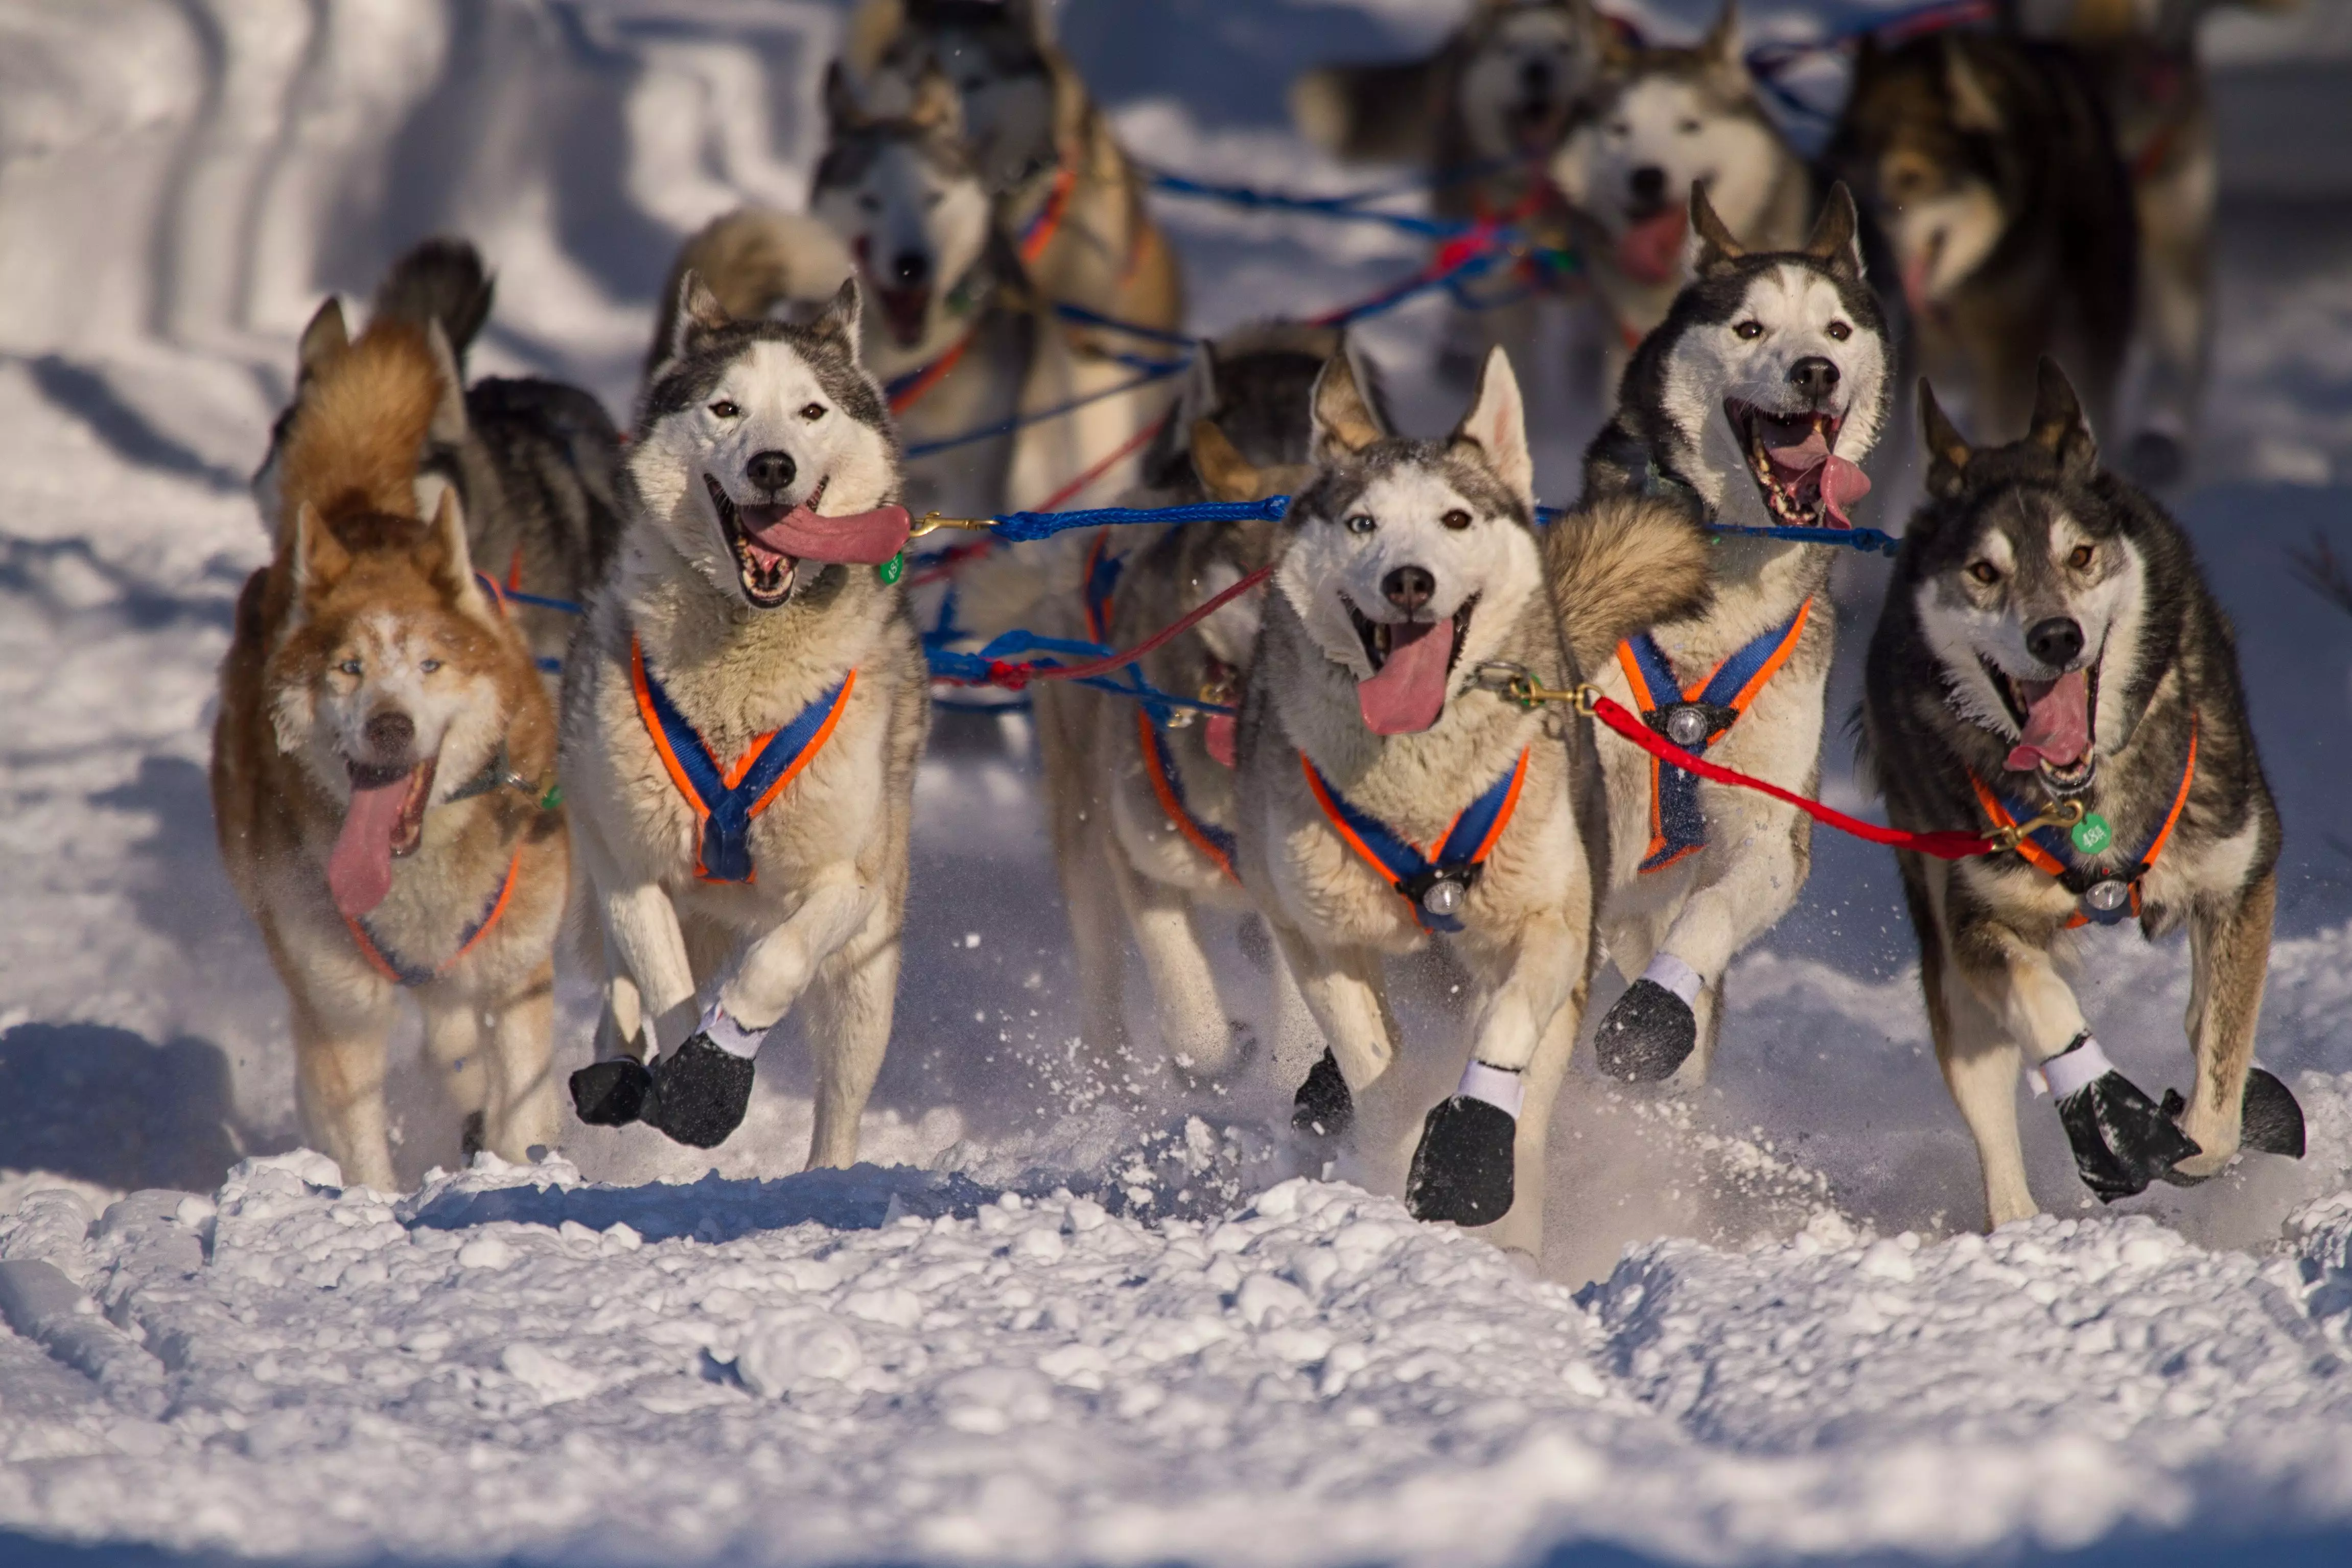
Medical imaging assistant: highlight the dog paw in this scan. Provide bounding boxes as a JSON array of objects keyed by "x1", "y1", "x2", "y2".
[
  {"x1": 2059, "y1": 1069, "x2": 2201, "y2": 1201},
  {"x1": 1291, "y1": 1048, "x2": 1354, "y2": 1139},
  {"x1": 569, "y1": 1059, "x2": 653, "y2": 1127},
  {"x1": 1593, "y1": 979, "x2": 1697, "y2": 1082},
  {"x1": 460, "y1": 1110, "x2": 486, "y2": 1161},
  {"x1": 2158, "y1": 1067, "x2": 2307, "y2": 1183},
  {"x1": 642, "y1": 1035, "x2": 756, "y2": 1149},
  {"x1": 1406, "y1": 1096, "x2": 1516, "y2": 1227}
]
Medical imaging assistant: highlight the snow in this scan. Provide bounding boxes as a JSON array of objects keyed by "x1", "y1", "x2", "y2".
[{"x1": 4, "y1": 1, "x2": 2352, "y2": 1563}]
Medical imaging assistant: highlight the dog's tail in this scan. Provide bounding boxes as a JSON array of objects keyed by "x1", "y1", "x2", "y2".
[
  {"x1": 1289, "y1": 56, "x2": 1446, "y2": 165},
  {"x1": 275, "y1": 322, "x2": 445, "y2": 537},
  {"x1": 1542, "y1": 496, "x2": 1714, "y2": 673},
  {"x1": 370, "y1": 239, "x2": 495, "y2": 371},
  {"x1": 646, "y1": 209, "x2": 855, "y2": 380}
]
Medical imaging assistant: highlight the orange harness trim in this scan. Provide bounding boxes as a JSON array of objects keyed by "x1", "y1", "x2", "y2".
[
  {"x1": 346, "y1": 845, "x2": 523, "y2": 988},
  {"x1": 886, "y1": 327, "x2": 976, "y2": 416},
  {"x1": 1969, "y1": 721, "x2": 2199, "y2": 929},
  {"x1": 1299, "y1": 747, "x2": 1530, "y2": 932},
  {"x1": 1137, "y1": 707, "x2": 1239, "y2": 884},
  {"x1": 1018, "y1": 163, "x2": 1079, "y2": 267}
]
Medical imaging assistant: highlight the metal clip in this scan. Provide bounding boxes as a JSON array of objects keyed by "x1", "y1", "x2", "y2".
[
  {"x1": 908, "y1": 512, "x2": 997, "y2": 541},
  {"x1": 1991, "y1": 798, "x2": 2086, "y2": 853}
]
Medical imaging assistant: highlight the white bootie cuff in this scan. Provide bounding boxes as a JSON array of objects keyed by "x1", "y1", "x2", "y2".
[
  {"x1": 1457, "y1": 1060, "x2": 1526, "y2": 1118},
  {"x1": 2029, "y1": 1035, "x2": 2114, "y2": 1099},
  {"x1": 698, "y1": 1002, "x2": 768, "y2": 1060},
  {"x1": 1642, "y1": 952, "x2": 1704, "y2": 1007}
]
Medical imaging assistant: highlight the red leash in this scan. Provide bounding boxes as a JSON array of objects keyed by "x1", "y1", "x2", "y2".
[{"x1": 946, "y1": 563, "x2": 1274, "y2": 693}]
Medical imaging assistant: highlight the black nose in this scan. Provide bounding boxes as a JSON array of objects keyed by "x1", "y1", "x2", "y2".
[
  {"x1": 2025, "y1": 617, "x2": 2084, "y2": 668},
  {"x1": 1382, "y1": 566, "x2": 1435, "y2": 614},
  {"x1": 364, "y1": 710, "x2": 413, "y2": 758},
  {"x1": 891, "y1": 251, "x2": 929, "y2": 288},
  {"x1": 1520, "y1": 57, "x2": 1552, "y2": 97},
  {"x1": 1787, "y1": 356, "x2": 1841, "y2": 401},
  {"x1": 1629, "y1": 165, "x2": 1666, "y2": 204},
  {"x1": 745, "y1": 450, "x2": 796, "y2": 494}
]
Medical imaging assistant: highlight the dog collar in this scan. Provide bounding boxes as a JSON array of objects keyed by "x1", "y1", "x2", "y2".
[
  {"x1": 1970, "y1": 719, "x2": 2198, "y2": 928},
  {"x1": 1300, "y1": 747, "x2": 1530, "y2": 933},
  {"x1": 344, "y1": 845, "x2": 522, "y2": 988}
]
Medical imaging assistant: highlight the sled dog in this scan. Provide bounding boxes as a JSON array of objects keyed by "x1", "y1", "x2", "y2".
[
  {"x1": 1862, "y1": 359, "x2": 2302, "y2": 1227},
  {"x1": 255, "y1": 240, "x2": 626, "y2": 667},
  {"x1": 1576, "y1": 184, "x2": 1891, "y2": 1086},
  {"x1": 1830, "y1": 28, "x2": 2136, "y2": 448},
  {"x1": 562, "y1": 277, "x2": 929, "y2": 1160},
  {"x1": 1551, "y1": 2, "x2": 1812, "y2": 389},
  {"x1": 214, "y1": 316, "x2": 568, "y2": 1189},
  {"x1": 1235, "y1": 346, "x2": 1707, "y2": 1256}
]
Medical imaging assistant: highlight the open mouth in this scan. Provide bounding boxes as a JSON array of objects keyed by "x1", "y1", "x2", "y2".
[
  {"x1": 1902, "y1": 228, "x2": 1946, "y2": 317},
  {"x1": 328, "y1": 753, "x2": 438, "y2": 920},
  {"x1": 1617, "y1": 202, "x2": 1688, "y2": 286},
  {"x1": 1343, "y1": 594, "x2": 1478, "y2": 736},
  {"x1": 1502, "y1": 98, "x2": 1566, "y2": 156},
  {"x1": 708, "y1": 474, "x2": 826, "y2": 608},
  {"x1": 1725, "y1": 400, "x2": 1871, "y2": 529},
  {"x1": 875, "y1": 285, "x2": 929, "y2": 348},
  {"x1": 1983, "y1": 653, "x2": 2102, "y2": 793}
]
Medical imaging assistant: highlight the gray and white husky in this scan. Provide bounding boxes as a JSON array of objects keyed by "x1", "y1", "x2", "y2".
[
  {"x1": 1235, "y1": 346, "x2": 1707, "y2": 1257},
  {"x1": 1576, "y1": 183, "x2": 1891, "y2": 1087},
  {"x1": 1862, "y1": 359, "x2": 2301, "y2": 1228},
  {"x1": 560, "y1": 277, "x2": 930, "y2": 1162}
]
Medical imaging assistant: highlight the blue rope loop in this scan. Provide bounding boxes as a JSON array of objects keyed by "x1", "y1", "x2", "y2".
[{"x1": 986, "y1": 495, "x2": 1290, "y2": 544}]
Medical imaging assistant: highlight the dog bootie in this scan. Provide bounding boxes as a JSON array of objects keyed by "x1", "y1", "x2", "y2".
[
  {"x1": 1406, "y1": 1096, "x2": 1516, "y2": 1226},
  {"x1": 1594, "y1": 979, "x2": 1697, "y2": 1082},
  {"x1": 570, "y1": 1058, "x2": 653, "y2": 1126},
  {"x1": 643, "y1": 1034, "x2": 756, "y2": 1149},
  {"x1": 1292, "y1": 1048, "x2": 1354, "y2": 1139},
  {"x1": 2045, "y1": 1037, "x2": 2200, "y2": 1201},
  {"x1": 2158, "y1": 1067, "x2": 2307, "y2": 1182}
]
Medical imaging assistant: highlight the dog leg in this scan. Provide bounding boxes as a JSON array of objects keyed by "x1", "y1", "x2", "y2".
[
  {"x1": 595, "y1": 928, "x2": 645, "y2": 1064},
  {"x1": 416, "y1": 988, "x2": 487, "y2": 1161},
  {"x1": 1906, "y1": 857, "x2": 2037, "y2": 1227},
  {"x1": 2170, "y1": 869, "x2": 2277, "y2": 1179},
  {"x1": 1473, "y1": 974, "x2": 1587, "y2": 1262},
  {"x1": 289, "y1": 984, "x2": 400, "y2": 1192},
  {"x1": 480, "y1": 961, "x2": 560, "y2": 1165},
  {"x1": 1106, "y1": 851, "x2": 1236, "y2": 1081},
  {"x1": 1269, "y1": 921, "x2": 1396, "y2": 1141},
  {"x1": 570, "y1": 826, "x2": 699, "y2": 1131},
  {"x1": 800, "y1": 898, "x2": 905, "y2": 1171},
  {"x1": 1038, "y1": 689, "x2": 1128, "y2": 1059}
]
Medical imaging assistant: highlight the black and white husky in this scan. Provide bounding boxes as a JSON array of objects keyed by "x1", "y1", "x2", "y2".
[
  {"x1": 1862, "y1": 359, "x2": 2302, "y2": 1227},
  {"x1": 1576, "y1": 183, "x2": 1891, "y2": 1087},
  {"x1": 561, "y1": 277, "x2": 930, "y2": 1161}
]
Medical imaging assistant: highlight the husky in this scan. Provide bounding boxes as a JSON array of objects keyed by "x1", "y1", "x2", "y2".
[
  {"x1": 1861, "y1": 359, "x2": 2302, "y2": 1226},
  {"x1": 1234, "y1": 346, "x2": 1709, "y2": 1256},
  {"x1": 1829, "y1": 27, "x2": 2136, "y2": 449},
  {"x1": 560, "y1": 276, "x2": 929, "y2": 1160},
  {"x1": 1291, "y1": 0, "x2": 1603, "y2": 384},
  {"x1": 1574, "y1": 183, "x2": 1891, "y2": 1087},
  {"x1": 213, "y1": 316, "x2": 568, "y2": 1191},
  {"x1": 255, "y1": 240, "x2": 626, "y2": 667},
  {"x1": 1550, "y1": 3, "x2": 1813, "y2": 390}
]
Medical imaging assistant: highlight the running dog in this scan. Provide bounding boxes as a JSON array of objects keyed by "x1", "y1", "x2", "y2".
[
  {"x1": 255, "y1": 240, "x2": 626, "y2": 667},
  {"x1": 1576, "y1": 184, "x2": 1891, "y2": 1087},
  {"x1": 1551, "y1": 3, "x2": 1813, "y2": 391},
  {"x1": 1830, "y1": 27, "x2": 2136, "y2": 447},
  {"x1": 562, "y1": 277, "x2": 929, "y2": 1160},
  {"x1": 214, "y1": 315, "x2": 567, "y2": 1190},
  {"x1": 1862, "y1": 359, "x2": 2303, "y2": 1227},
  {"x1": 1235, "y1": 346, "x2": 1709, "y2": 1256}
]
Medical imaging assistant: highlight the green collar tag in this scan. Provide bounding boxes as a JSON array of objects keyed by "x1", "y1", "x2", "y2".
[
  {"x1": 2070, "y1": 811, "x2": 2113, "y2": 856},
  {"x1": 877, "y1": 551, "x2": 905, "y2": 587}
]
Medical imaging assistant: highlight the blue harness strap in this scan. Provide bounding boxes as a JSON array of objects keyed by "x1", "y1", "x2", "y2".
[
  {"x1": 1301, "y1": 750, "x2": 1530, "y2": 933},
  {"x1": 1971, "y1": 721, "x2": 2199, "y2": 929},
  {"x1": 1618, "y1": 600, "x2": 1812, "y2": 874},
  {"x1": 346, "y1": 848, "x2": 521, "y2": 988},
  {"x1": 630, "y1": 638, "x2": 854, "y2": 885},
  {"x1": 1082, "y1": 528, "x2": 1125, "y2": 644}
]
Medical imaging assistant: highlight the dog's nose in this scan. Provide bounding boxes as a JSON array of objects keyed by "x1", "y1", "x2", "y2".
[
  {"x1": 744, "y1": 450, "x2": 797, "y2": 494},
  {"x1": 891, "y1": 251, "x2": 930, "y2": 289},
  {"x1": 1628, "y1": 165, "x2": 1666, "y2": 204},
  {"x1": 364, "y1": 710, "x2": 414, "y2": 759},
  {"x1": 1520, "y1": 57, "x2": 1552, "y2": 98},
  {"x1": 1787, "y1": 356, "x2": 1841, "y2": 401},
  {"x1": 1382, "y1": 566, "x2": 1435, "y2": 615},
  {"x1": 2025, "y1": 617, "x2": 2085, "y2": 668}
]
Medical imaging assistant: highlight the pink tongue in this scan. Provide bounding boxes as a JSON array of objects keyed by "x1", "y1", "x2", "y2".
[
  {"x1": 328, "y1": 776, "x2": 411, "y2": 920},
  {"x1": 1902, "y1": 247, "x2": 1934, "y2": 318},
  {"x1": 1764, "y1": 428, "x2": 1872, "y2": 527},
  {"x1": 2006, "y1": 668, "x2": 2091, "y2": 772},
  {"x1": 1618, "y1": 207, "x2": 1688, "y2": 285},
  {"x1": 739, "y1": 502, "x2": 912, "y2": 567},
  {"x1": 1358, "y1": 619, "x2": 1457, "y2": 736},
  {"x1": 1204, "y1": 713, "x2": 1237, "y2": 769}
]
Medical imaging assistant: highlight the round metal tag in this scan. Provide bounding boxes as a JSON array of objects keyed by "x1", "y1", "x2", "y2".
[
  {"x1": 1665, "y1": 707, "x2": 1710, "y2": 748},
  {"x1": 1420, "y1": 879, "x2": 1465, "y2": 920},
  {"x1": 2084, "y1": 879, "x2": 2130, "y2": 914}
]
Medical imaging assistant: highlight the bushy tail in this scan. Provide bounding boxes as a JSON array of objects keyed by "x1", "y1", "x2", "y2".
[
  {"x1": 646, "y1": 209, "x2": 854, "y2": 379},
  {"x1": 371, "y1": 238, "x2": 494, "y2": 368},
  {"x1": 1542, "y1": 496, "x2": 1714, "y2": 673},
  {"x1": 275, "y1": 322, "x2": 444, "y2": 534}
]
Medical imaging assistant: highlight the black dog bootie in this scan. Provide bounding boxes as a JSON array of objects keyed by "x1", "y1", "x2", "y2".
[
  {"x1": 1406, "y1": 1096, "x2": 1517, "y2": 1226},
  {"x1": 1594, "y1": 979, "x2": 1698, "y2": 1082},
  {"x1": 1291, "y1": 1048, "x2": 1354, "y2": 1139}
]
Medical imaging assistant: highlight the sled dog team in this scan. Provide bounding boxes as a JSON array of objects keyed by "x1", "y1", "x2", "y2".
[{"x1": 212, "y1": 0, "x2": 2301, "y2": 1254}]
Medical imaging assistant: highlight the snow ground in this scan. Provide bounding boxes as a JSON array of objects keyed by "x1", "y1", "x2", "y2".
[{"x1": 4, "y1": 1, "x2": 2352, "y2": 1563}]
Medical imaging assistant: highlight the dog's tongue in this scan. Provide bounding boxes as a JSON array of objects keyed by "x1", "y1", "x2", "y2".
[
  {"x1": 1358, "y1": 619, "x2": 1456, "y2": 735},
  {"x1": 328, "y1": 774, "x2": 412, "y2": 920},
  {"x1": 2006, "y1": 668, "x2": 2091, "y2": 772},
  {"x1": 737, "y1": 501, "x2": 913, "y2": 567},
  {"x1": 1203, "y1": 712, "x2": 1238, "y2": 768},
  {"x1": 1763, "y1": 424, "x2": 1872, "y2": 527},
  {"x1": 1618, "y1": 207, "x2": 1688, "y2": 285}
]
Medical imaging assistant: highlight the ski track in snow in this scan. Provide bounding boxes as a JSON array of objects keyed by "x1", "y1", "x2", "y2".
[{"x1": 4, "y1": 2, "x2": 2352, "y2": 1563}]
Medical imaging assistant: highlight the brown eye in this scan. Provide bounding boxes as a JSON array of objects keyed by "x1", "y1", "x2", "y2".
[
  {"x1": 1734, "y1": 320, "x2": 1764, "y2": 341},
  {"x1": 2069, "y1": 544, "x2": 2093, "y2": 569},
  {"x1": 801, "y1": 403, "x2": 827, "y2": 421},
  {"x1": 1441, "y1": 508, "x2": 1472, "y2": 531},
  {"x1": 1826, "y1": 321, "x2": 1851, "y2": 342},
  {"x1": 1968, "y1": 561, "x2": 2000, "y2": 586},
  {"x1": 709, "y1": 400, "x2": 741, "y2": 419}
]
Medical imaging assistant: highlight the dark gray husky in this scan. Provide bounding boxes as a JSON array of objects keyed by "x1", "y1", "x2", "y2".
[{"x1": 1862, "y1": 359, "x2": 2302, "y2": 1229}]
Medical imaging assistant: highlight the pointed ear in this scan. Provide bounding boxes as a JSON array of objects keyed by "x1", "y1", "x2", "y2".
[
  {"x1": 421, "y1": 486, "x2": 488, "y2": 612},
  {"x1": 1702, "y1": 0, "x2": 1749, "y2": 90},
  {"x1": 1691, "y1": 180, "x2": 1744, "y2": 278},
  {"x1": 423, "y1": 319, "x2": 469, "y2": 445},
  {"x1": 1310, "y1": 354, "x2": 1383, "y2": 462},
  {"x1": 1451, "y1": 347, "x2": 1534, "y2": 509},
  {"x1": 298, "y1": 298, "x2": 348, "y2": 385},
  {"x1": 2028, "y1": 358, "x2": 2099, "y2": 479},
  {"x1": 293, "y1": 501, "x2": 351, "y2": 596},
  {"x1": 810, "y1": 276, "x2": 864, "y2": 363},
  {"x1": 1919, "y1": 379, "x2": 1972, "y2": 501},
  {"x1": 1804, "y1": 183, "x2": 1863, "y2": 280},
  {"x1": 1190, "y1": 419, "x2": 1264, "y2": 503},
  {"x1": 669, "y1": 269, "x2": 730, "y2": 367},
  {"x1": 824, "y1": 59, "x2": 869, "y2": 129},
  {"x1": 1943, "y1": 38, "x2": 2002, "y2": 134}
]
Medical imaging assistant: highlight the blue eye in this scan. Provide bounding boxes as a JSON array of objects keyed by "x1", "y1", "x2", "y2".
[
  {"x1": 420, "y1": 659, "x2": 442, "y2": 674},
  {"x1": 338, "y1": 659, "x2": 363, "y2": 676},
  {"x1": 1346, "y1": 514, "x2": 1377, "y2": 536}
]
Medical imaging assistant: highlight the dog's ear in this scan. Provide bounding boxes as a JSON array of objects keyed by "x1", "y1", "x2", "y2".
[
  {"x1": 423, "y1": 319, "x2": 470, "y2": 446},
  {"x1": 1451, "y1": 346, "x2": 1535, "y2": 510},
  {"x1": 669, "y1": 269, "x2": 731, "y2": 367},
  {"x1": 809, "y1": 276, "x2": 865, "y2": 364},
  {"x1": 1942, "y1": 37, "x2": 2002, "y2": 135},
  {"x1": 1918, "y1": 379, "x2": 1972, "y2": 500},
  {"x1": 2028, "y1": 357, "x2": 2099, "y2": 480},
  {"x1": 420, "y1": 487, "x2": 487, "y2": 616},
  {"x1": 1701, "y1": 0, "x2": 1749, "y2": 92},
  {"x1": 1310, "y1": 354, "x2": 1383, "y2": 462},
  {"x1": 1191, "y1": 420, "x2": 1264, "y2": 503},
  {"x1": 842, "y1": 0, "x2": 906, "y2": 80},
  {"x1": 907, "y1": 63, "x2": 966, "y2": 137},
  {"x1": 823, "y1": 59, "x2": 870, "y2": 130},
  {"x1": 1804, "y1": 183, "x2": 1863, "y2": 280},
  {"x1": 1691, "y1": 181, "x2": 1744, "y2": 277},
  {"x1": 297, "y1": 298, "x2": 348, "y2": 387},
  {"x1": 292, "y1": 501, "x2": 351, "y2": 597}
]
